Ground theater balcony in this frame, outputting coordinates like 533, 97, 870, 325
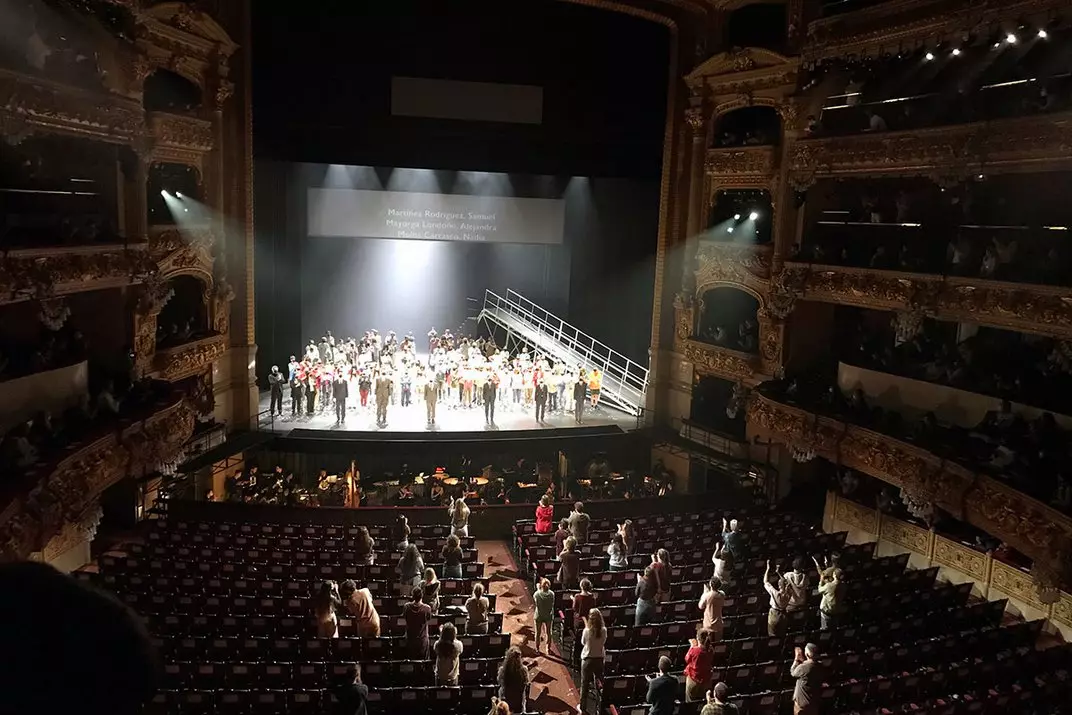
747, 380, 1072, 592
147, 111, 215, 168
0, 244, 156, 305
0, 385, 195, 562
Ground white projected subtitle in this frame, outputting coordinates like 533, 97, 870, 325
385, 208, 498, 241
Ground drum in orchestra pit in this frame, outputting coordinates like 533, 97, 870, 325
442, 477, 460, 486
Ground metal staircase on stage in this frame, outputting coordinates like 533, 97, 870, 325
477, 289, 649, 417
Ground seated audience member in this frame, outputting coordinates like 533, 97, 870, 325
535, 494, 554, 533
404, 586, 433, 659
578, 608, 607, 715
339, 579, 381, 637
646, 655, 678, 715
635, 565, 659, 626
422, 567, 441, 613
722, 517, 744, 558
488, 697, 511, 715
791, 643, 823, 715
712, 541, 733, 583
702, 683, 739, 715
313, 580, 342, 638
607, 533, 628, 571
571, 578, 597, 663
534, 577, 555, 654
330, 662, 368, 715
497, 646, 530, 714
619, 519, 637, 555
554, 518, 571, 554
685, 629, 715, 702
441, 534, 464, 578
783, 557, 810, 613
651, 549, 672, 603
699, 577, 725, 640
397, 544, 424, 593
0, 562, 156, 715
558, 537, 580, 589
354, 526, 375, 566
568, 501, 591, 544
763, 560, 793, 636
466, 582, 490, 634
434, 622, 464, 685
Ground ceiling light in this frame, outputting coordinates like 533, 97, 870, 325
749, 211, 759, 221
925, 52, 935, 61
951, 48, 961, 56
1038, 29, 1048, 39
1006, 33, 1018, 43
727, 226, 734, 233
160, 190, 167, 196
176, 191, 184, 198
733, 213, 741, 220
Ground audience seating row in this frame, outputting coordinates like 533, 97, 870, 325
150, 520, 463, 542
128, 542, 480, 565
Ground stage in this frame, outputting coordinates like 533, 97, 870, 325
256, 389, 637, 434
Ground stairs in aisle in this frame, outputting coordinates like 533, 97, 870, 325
477, 289, 648, 417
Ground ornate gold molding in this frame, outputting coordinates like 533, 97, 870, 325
150, 226, 217, 284
0, 68, 145, 144
791, 111, 1072, 180
0, 245, 157, 305
990, 559, 1048, 610
0, 396, 194, 561
749, 392, 1072, 589
154, 333, 228, 381
682, 339, 764, 383
695, 242, 772, 299
686, 48, 800, 96
932, 534, 990, 583
781, 262, 1072, 341
1053, 590, 1072, 629
148, 111, 215, 169
880, 515, 933, 558
705, 146, 777, 176
834, 495, 878, 534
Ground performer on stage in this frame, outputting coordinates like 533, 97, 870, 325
424, 375, 439, 425
482, 372, 497, 425
290, 372, 304, 415
573, 372, 587, 424
535, 379, 549, 423
267, 365, 285, 416
589, 368, 603, 408
375, 370, 392, 427
333, 372, 349, 424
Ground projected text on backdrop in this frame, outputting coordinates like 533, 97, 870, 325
308, 188, 566, 244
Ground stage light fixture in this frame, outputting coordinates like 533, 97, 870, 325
160, 189, 168, 196
727, 226, 734, 233
951, 48, 961, 56
749, 211, 759, 221
1006, 33, 1018, 43
1038, 29, 1048, 38
184, 208, 189, 212
176, 191, 184, 198
925, 52, 935, 61
734, 213, 741, 220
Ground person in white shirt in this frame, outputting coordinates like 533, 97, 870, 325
763, 561, 793, 636
606, 533, 628, 571
782, 557, 810, 613
711, 541, 733, 584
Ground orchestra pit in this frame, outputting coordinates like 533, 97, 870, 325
3, 1, 1072, 715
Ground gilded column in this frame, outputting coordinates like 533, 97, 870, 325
684, 105, 707, 240
771, 105, 803, 273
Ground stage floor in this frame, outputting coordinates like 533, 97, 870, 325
257, 391, 637, 434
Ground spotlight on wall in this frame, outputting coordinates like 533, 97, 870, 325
925, 52, 935, 61
1038, 29, 1048, 39
733, 213, 741, 220
749, 211, 759, 221
176, 191, 184, 199
951, 48, 961, 56
160, 189, 168, 197
1006, 33, 1018, 43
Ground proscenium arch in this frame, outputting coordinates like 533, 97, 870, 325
140, 2, 239, 53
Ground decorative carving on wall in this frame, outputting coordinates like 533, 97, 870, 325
0, 397, 194, 561
1053, 590, 1072, 628
694, 243, 772, 299
684, 107, 705, 132
705, 146, 776, 176
834, 496, 878, 534
879, 515, 933, 557
41, 503, 102, 563
0, 247, 157, 305
749, 392, 1072, 592
756, 314, 785, 377
892, 310, 925, 345
683, 339, 762, 383
673, 292, 695, 343
37, 298, 71, 331
932, 534, 990, 582
0, 69, 145, 144
155, 333, 227, 381
990, 559, 1049, 609
790, 111, 1072, 179
782, 262, 1072, 340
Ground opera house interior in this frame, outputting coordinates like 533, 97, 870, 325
2, 0, 1072, 714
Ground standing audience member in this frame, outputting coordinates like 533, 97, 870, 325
422, 568, 441, 613
396, 515, 411, 550
354, 527, 375, 566
535, 495, 555, 533
497, 646, 530, 714
722, 517, 744, 559
577, 608, 607, 715
534, 577, 555, 654
607, 533, 628, 571
441, 534, 464, 579
711, 542, 733, 584
397, 544, 425, 594
635, 566, 659, 626
699, 577, 725, 640
558, 537, 580, 589
449, 496, 471, 537
646, 655, 678, 715
571, 578, 597, 664
763, 561, 793, 637
313, 580, 342, 638
330, 663, 368, 715
339, 580, 381, 637
791, 643, 823, 715
404, 586, 432, 659
685, 629, 715, 701
783, 557, 810, 613
651, 549, 672, 603
568, 501, 591, 544
813, 556, 843, 631
554, 519, 571, 554
619, 519, 637, 555
434, 622, 464, 685
701, 683, 739, 715
466, 582, 490, 635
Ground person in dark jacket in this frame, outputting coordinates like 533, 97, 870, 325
267, 365, 285, 416
535, 380, 549, 423
290, 375, 304, 415
482, 378, 497, 425
333, 375, 349, 424
573, 374, 587, 423
404, 586, 432, 659
331, 663, 368, 715
646, 656, 678, 715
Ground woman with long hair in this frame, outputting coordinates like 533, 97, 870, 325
618, 519, 637, 556
571, 578, 597, 666
635, 566, 658, 626
339, 579, 381, 637
434, 622, 465, 685
651, 548, 672, 603
712, 541, 733, 584
578, 608, 607, 715
534, 494, 554, 534
533, 577, 555, 654
606, 533, 628, 571
449, 495, 471, 537
441, 533, 464, 579
684, 628, 714, 701
466, 582, 490, 635
423, 567, 441, 613
312, 580, 341, 638
497, 646, 530, 713
397, 543, 425, 594
354, 526, 375, 566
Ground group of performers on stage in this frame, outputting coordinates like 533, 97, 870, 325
266, 327, 606, 427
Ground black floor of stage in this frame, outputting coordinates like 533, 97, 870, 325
257, 390, 637, 435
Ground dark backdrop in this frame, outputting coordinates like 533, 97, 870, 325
251, 0, 668, 372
